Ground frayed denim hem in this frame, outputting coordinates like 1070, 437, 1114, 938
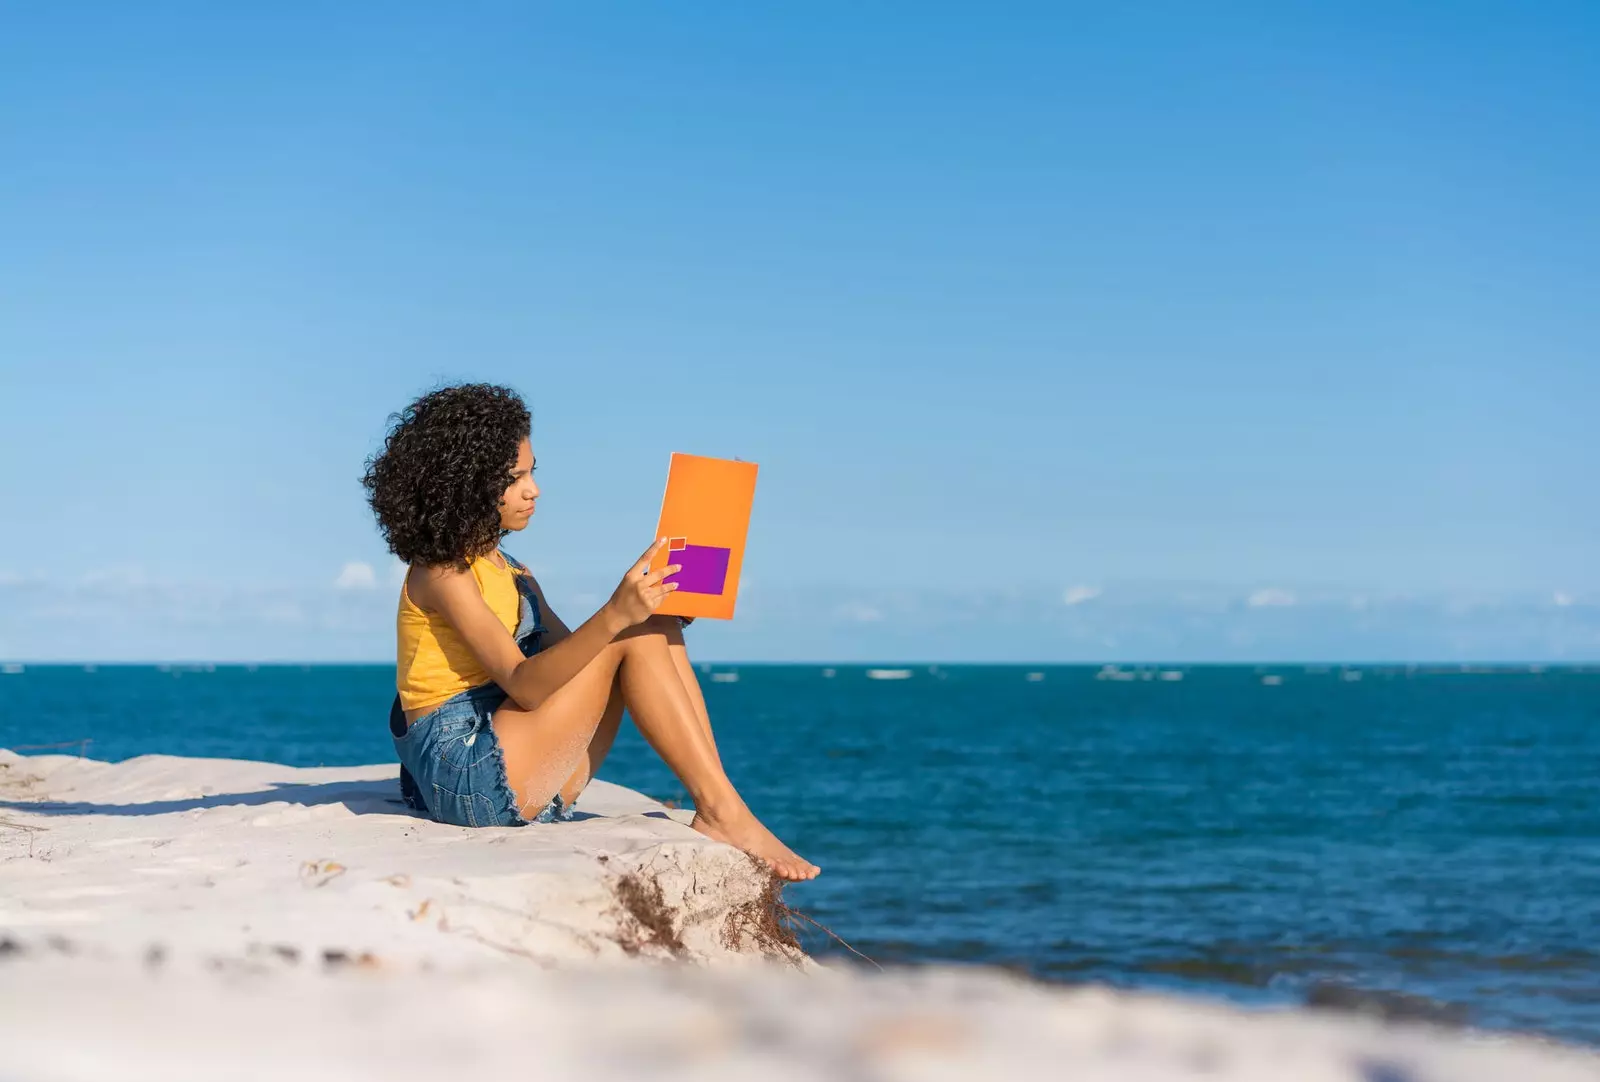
528, 791, 576, 824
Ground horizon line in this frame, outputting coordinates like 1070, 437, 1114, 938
4, 659, 1598, 669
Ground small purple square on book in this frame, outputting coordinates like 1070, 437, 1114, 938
665, 544, 731, 595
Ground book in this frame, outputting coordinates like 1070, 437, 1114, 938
647, 452, 758, 620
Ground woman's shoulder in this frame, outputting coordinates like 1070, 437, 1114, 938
403, 557, 489, 612
408, 558, 482, 584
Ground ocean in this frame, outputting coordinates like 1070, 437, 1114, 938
3, 663, 1598, 1044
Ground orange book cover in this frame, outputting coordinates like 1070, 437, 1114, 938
646, 452, 758, 620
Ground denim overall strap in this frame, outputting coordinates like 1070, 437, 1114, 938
500, 551, 547, 658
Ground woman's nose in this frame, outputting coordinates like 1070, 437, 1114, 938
527, 478, 540, 500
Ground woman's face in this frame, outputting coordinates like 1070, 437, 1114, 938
499, 437, 539, 531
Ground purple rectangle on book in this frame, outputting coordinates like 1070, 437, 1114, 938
665, 544, 731, 595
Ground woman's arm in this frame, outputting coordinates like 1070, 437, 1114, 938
411, 540, 675, 712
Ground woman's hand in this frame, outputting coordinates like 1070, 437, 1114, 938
604, 538, 682, 629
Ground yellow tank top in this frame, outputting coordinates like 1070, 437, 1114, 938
395, 551, 522, 712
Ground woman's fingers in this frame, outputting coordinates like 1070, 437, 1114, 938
630, 538, 667, 577
607, 542, 684, 627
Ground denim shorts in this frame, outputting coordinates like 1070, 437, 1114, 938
390, 683, 573, 828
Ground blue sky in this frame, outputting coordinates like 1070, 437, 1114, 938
2, 2, 1596, 662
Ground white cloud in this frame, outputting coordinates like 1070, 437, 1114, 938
1553, 591, 1576, 608
1063, 585, 1102, 606
1247, 588, 1297, 608
834, 601, 885, 623
334, 561, 378, 591
8, 568, 1600, 664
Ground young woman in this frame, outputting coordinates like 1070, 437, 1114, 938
361, 383, 817, 880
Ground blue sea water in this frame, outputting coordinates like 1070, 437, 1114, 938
3, 663, 1599, 1044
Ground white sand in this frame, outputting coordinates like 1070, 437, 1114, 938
3, 749, 1598, 1081
0, 748, 792, 967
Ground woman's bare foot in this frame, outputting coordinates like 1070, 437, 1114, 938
690, 803, 820, 881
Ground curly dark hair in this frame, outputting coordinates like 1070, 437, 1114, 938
361, 383, 531, 569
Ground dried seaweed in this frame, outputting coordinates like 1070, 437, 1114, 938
612, 872, 687, 957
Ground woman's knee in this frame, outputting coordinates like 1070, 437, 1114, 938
616, 614, 685, 645
645, 613, 685, 641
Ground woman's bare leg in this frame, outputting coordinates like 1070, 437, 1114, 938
548, 622, 714, 810
555, 679, 625, 807
494, 618, 817, 879
618, 616, 818, 880
492, 638, 631, 822
664, 623, 724, 771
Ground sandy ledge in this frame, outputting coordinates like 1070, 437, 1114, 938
0, 748, 798, 967
3, 749, 1598, 1081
